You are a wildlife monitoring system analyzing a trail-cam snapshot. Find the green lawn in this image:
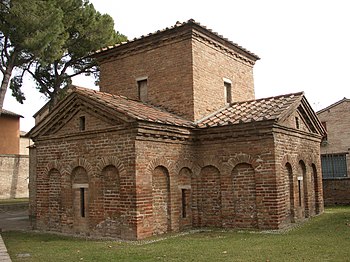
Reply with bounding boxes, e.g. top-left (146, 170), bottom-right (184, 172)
top-left (3, 207), bottom-right (350, 262)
